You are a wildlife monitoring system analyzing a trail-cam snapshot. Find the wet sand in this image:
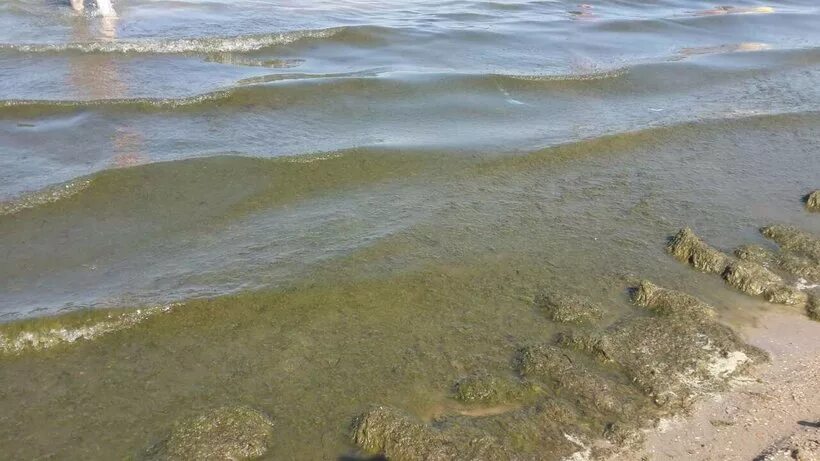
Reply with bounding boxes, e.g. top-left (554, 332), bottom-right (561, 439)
top-left (610, 310), bottom-right (820, 461)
